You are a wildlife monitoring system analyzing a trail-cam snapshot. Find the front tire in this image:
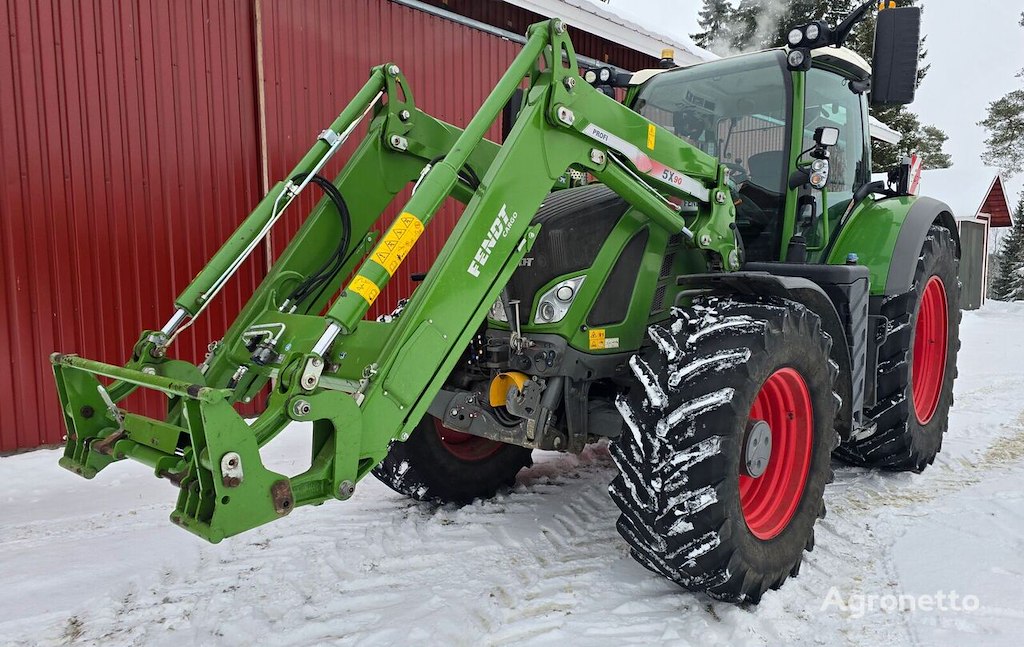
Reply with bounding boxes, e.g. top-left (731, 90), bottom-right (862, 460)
top-left (373, 415), bottom-right (533, 504)
top-left (836, 224), bottom-right (960, 472)
top-left (609, 296), bottom-right (838, 603)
